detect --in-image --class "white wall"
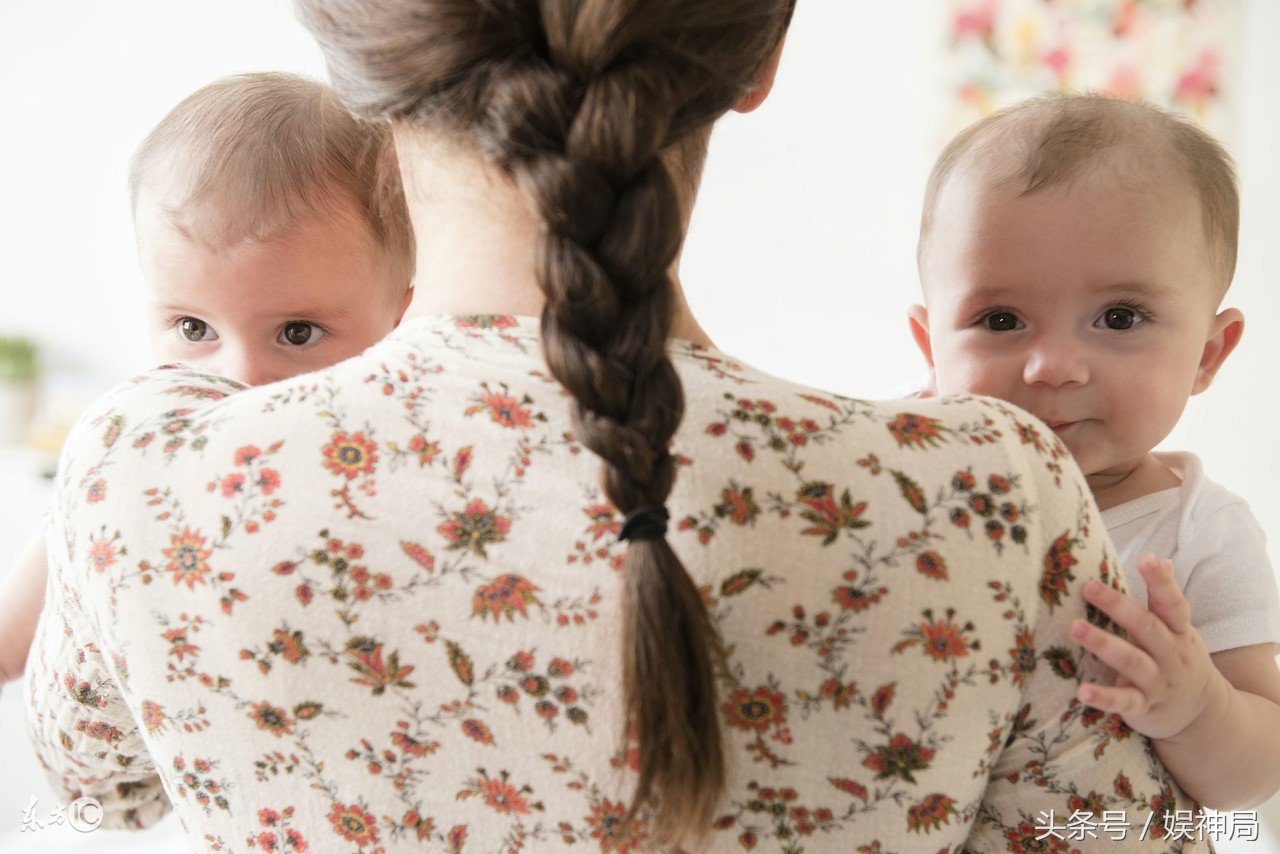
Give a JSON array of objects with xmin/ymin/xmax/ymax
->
[{"xmin": 1, "ymin": 1, "xmax": 1278, "ymax": 848}]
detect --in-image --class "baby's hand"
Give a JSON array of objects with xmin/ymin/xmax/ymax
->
[{"xmin": 1069, "ymin": 554, "xmax": 1220, "ymax": 740}]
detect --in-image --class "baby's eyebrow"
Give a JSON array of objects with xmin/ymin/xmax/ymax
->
[
  {"xmin": 268, "ymin": 304, "xmax": 358, "ymax": 322},
  {"xmin": 1095, "ymin": 280, "xmax": 1173, "ymax": 298}
]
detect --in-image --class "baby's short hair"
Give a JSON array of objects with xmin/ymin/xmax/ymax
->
[
  {"xmin": 130, "ymin": 71, "xmax": 414, "ymax": 287},
  {"xmin": 919, "ymin": 93, "xmax": 1238, "ymax": 295}
]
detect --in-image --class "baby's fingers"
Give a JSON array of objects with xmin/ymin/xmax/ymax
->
[
  {"xmin": 1071, "ymin": 616, "xmax": 1158, "ymax": 687},
  {"xmin": 1081, "ymin": 579, "xmax": 1171, "ymax": 653},
  {"xmin": 1076, "ymin": 681, "xmax": 1147, "ymax": 716},
  {"xmin": 1136, "ymin": 554, "xmax": 1192, "ymax": 634}
]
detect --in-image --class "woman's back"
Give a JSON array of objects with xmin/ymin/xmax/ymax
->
[{"xmin": 30, "ymin": 314, "xmax": 1198, "ymax": 851}]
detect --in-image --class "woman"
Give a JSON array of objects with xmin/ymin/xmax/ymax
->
[{"xmin": 28, "ymin": 1, "xmax": 1199, "ymax": 850}]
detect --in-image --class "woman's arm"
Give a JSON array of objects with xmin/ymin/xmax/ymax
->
[{"xmin": 0, "ymin": 533, "xmax": 48, "ymax": 683}]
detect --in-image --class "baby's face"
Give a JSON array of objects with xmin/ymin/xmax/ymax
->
[
  {"xmin": 913, "ymin": 162, "xmax": 1237, "ymax": 498},
  {"xmin": 136, "ymin": 200, "xmax": 409, "ymax": 386}
]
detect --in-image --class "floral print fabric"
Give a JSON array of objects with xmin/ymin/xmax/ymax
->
[{"xmin": 27, "ymin": 315, "xmax": 1202, "ymax": 852}]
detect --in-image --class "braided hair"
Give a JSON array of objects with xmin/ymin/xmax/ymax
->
[{"xmin": 297, "ymin": 0, "xmax": 792, "ymax": 842}]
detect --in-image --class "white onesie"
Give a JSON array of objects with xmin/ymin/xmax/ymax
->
[{"xmin": 1102, "ymin": 451, "xmax": 1280, "ymax": 654}]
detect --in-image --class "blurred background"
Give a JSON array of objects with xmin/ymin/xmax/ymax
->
[{"xmin": 1, "ymin": 0, "xmax": 1277, "ymax": 849}]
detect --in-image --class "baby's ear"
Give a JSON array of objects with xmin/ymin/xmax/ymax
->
[
  {"xmin": 907, "ymin": 304, "xmax": 935, "ymax": 368},
  {"xmin": 1192, "ymin": 308, "xmax": 1244, "ymax": 394}
]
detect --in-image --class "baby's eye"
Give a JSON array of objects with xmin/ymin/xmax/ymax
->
[
  {"xmin": 1095, "ymin": 306, "xmax": 1146, "ymax": 330},
  {"xmin": 981, "ymin": 311, "xmax": 1022, "ymax": 332},
  {"xmin": 279, "ymin": 322, "xmax": 326, "ymax": 347},
  {"xmin": 177, "ymin": 317, "xmax": 217, "ymax": 342}
]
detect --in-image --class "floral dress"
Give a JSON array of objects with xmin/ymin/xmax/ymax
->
[{"xmin": 26, "ymin": 315, "xmax": 1204, "ymax": 852}]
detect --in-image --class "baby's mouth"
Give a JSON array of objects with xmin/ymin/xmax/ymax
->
[{"xmin": 1041, "ymin": 419, "xmax": 1079, "ymax": 433}]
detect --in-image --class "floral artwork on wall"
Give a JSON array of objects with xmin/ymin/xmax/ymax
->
[{"xmin": 944, "ymin": 0, "xmax": 1235, "ymax": 140}]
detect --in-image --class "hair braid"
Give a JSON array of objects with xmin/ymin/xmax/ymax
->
[
  {"xmin": 483, "ymin": 17, "xmax": 721, "ymax": 842},
  {"xmin": 296, "ymin": 0, "xmax": 793, "ymax": 843}
]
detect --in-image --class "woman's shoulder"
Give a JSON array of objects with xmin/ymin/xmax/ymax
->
[{"xmin": 672, "ymin": 345, "xmax": 1071, "ymax": 478}]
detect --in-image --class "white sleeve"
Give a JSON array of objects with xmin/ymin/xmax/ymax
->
[{"xmin": 1179, "ymin": 499, "xmax": 1280, "ymax": 653}]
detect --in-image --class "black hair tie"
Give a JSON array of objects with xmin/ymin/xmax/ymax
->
[{"xmin": 618, "ymin": 505, "xmax": 670, "ymax": 542}]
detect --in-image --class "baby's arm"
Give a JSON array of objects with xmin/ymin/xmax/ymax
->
[
  {"xmin": 1072, "ymin": 553, "xmax": 1280, "ymax": 810},
  {"xmin": 0, "ymin": 534, "xmax": 48, "ymax": 683}
]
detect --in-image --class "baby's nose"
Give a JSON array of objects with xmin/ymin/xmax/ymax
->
[{"xmin": 1023, "ymin": 338, "xmax": 1089, "ymax": 387}]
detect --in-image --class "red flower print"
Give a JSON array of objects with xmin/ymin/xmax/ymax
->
[
  {"xmin": 162, "ymin": 527, "xmax": 212, "ymax": 590},
  {"xmin": 918, "ymin": 619, "xmax": 971, "ymax": 662},
  {"xmin": 723, "ymin": 685, "xmax": 787, "ymax": 732},
  {"xmin": 585, "ymin": 798, "xmax": 647, "ymax": 852},
  {"xmin": 548, "ymin": 657, "xmax": 574, "ymax": 677},
  {"xmin": 1114, "ymin": 773, "xmax": 1133, "ymax": 799},
  {"xmin": 163, "ymin": 627, "xmax": 200, "ymax": 663},
  {"xmin": 249, "ymin": 701, "xmax": 293, "ymax": 737},
  {"xmin": 1043, "ymin": 646, "xmax": 1077, "ymax": 680},
  {"xmin": 1041, "ymin": 533, "xmax": 1079, "ymax": 610},
  {"xmin": 461, "ymin": 718, "xmax": 494, "ymax": 745},
  {"xmin": 862, "ymin": 733, "xmax": 934, "ymax": 783},
  {"xmin": 871, "ymin": 683, "xmax": 895, "ymax": 715},
  {"xmin": 328, "ymin": 802, "xmax": 378, "ymax": 847},
  {"xmin": 88, "ymin": 538, "xmax": 118, "ymax": 574},
  {"xmin": 74, "ymin": 719, "xmax": 125, "ymax": 745},
  {"xmin": 829, "ymin": 777, "xmax": 869, "ymax": 801},
  {"xmin": 235, "ymin": 445, "xmax": 262, "ymax": 466},
  {"xmin": 409, "ymin": 434, "xmax": 441, "ymax": 467},
  {"xmin": 438, "ymin": 498, "xmax": 511, "ymax": 558},
  {"xmin": 269, "ymin": 629, "xmax": 309, "ymax": 665},
  {"xmin": 1004, "ymin": 820, "xmax": 1070, "ymax": 853},
  {"xmin": 402, "ymin": 809, "xmax": 435, "ymax": 841},
  {"xmin": 475, "ymin": 771, "xmax": 532, "ymax": 815},
  {"xmin": 456, "ymin": 314, "xmax": 517, "ymax": 330},
  {"xmin": 257, "ymin": 468, "xmax": 281, "ymax": 495},
  {"xmin": 797, "ymin": 482, "xmax": 869, "ymax": 545},
  {"xmin": 1009, "ymin": 627, "xmax": 1037, "ymax": 687},
  {"xmin": 220, "ymin": 473, "xmax": 246, "ymax": 497},
  {"xmin": 582, "ymin": 503, "xmax": 619, "ymax": 540},
  {"xmin": 322, "ymin": 431, "xmax": 378, "ymax": 480},
  {"xmin": 906, "ymin": 793, "xmax": 955, "ymax": 834},
  {"xmin": 509, "ymin": 651, "xmax": 535, "ymax": 671},
  {"xmin": 915, "ymin": 551, "xmax": 947, "ymax": 580},
  {"xmin": 86, "ymin": 479, "xmax": 107, "ymax": 503},
  {"xmin": 392, "ymin": 729, "xmax": 437, "ymax": 758},
  {"xmin": 345, "ymin": 637, "xmax": 415, "ymax": 695},
  {"xmin": 400, "ymin": 540, "xmax": 436, "ymax": 573},
  {"xmin": 715, "ymin": 485, "xmax": 761, "ymax": 526},
  {"xmin": 140, "ymin": 700, "xmax": 167, "ymax": 734},
  {"xmin": 453, "ymin": 446, "xmax": 473, "ymax": 479},
  {"xmin": 887, "ymin": 412, "xmax": 946, "ymax": 449},
  {"xmin": 472, "ymin": 573, "xmax": 541, "ymax": 621},
  {"xmin": 819, "ymin": 678, "xmax": 856, "ymax": 710},
  {"xmin": 476, "ymin": 390, "xmax": 534, "ymax": 429}
]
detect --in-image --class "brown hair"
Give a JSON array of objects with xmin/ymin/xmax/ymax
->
[
  {"xmin": 297, "ymin": 0, "xmax": 791, "ymax": 843},
  {"xmin": 918, "ymin": 93, "xmax": 1239, "ymax": 292},
  {"xmin": 129, "ymin": 71, "xmax": 415, "ymax": 288}
]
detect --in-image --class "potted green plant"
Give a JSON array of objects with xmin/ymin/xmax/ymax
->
[{"xmin": 0, "ymin": 335, "xmax": 39, "ymax": 444}]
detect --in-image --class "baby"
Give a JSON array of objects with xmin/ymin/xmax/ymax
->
[
  {"xmin": 0, "ymin": 71, "xmax": 414, "ymax": 686},
  {"xmin": 908, "ymin": 92, "xmax": 1280, "ymax": 811}
]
